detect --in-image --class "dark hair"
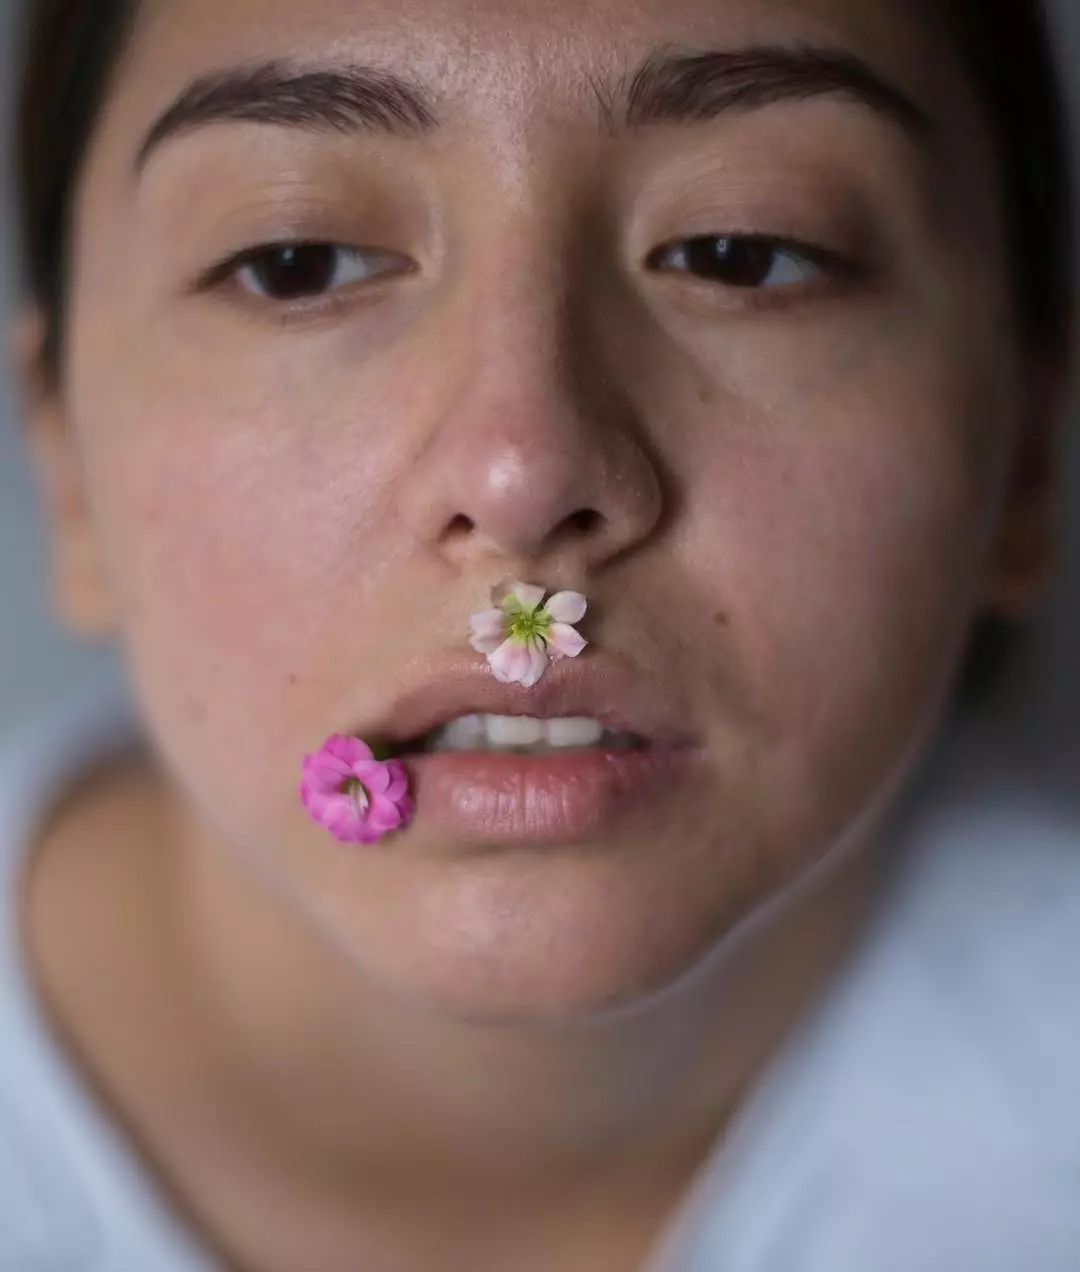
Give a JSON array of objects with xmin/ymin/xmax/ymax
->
[
  {"xmin": 16, "ymin": 0, "xmax": 138, "ymax": 375},
  {"xmin": 10, "ymin": 0, "xmax": 1077, "ymax": 701}
]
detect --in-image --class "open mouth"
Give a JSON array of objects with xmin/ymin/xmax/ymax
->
[
  {"xmin": 354, "ymin": 664, "xmax": 694, "ymax": 843},
  {"xmin": 389, "ymin": 714, "xmax": 648, "ymax": 758}
]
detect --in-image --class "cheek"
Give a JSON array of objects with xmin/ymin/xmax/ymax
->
[
  {"xmin": 73, "ymin": 383, "xmax": 415, "ymax": 814},
  {"xmin": 678, "ymin": 337, "xmax": 1008, "ymax": 793}
]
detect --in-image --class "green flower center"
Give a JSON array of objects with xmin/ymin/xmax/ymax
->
[{"xmin": 506, "ymin": 605, "xmax": 551, "ymax": 644}]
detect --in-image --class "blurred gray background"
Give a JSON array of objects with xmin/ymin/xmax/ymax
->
[{"xmin": 2, "ymin": 0, "xmax": 1080, "ymax": 788}]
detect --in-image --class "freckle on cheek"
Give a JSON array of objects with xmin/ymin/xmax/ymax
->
[
  {"xmin": 288, "ymin": 673, "xmax": 301, "ymax": 688},
  {"xmin": 713, "ymin": 611, "xmax": 730, "ymax": 627}
]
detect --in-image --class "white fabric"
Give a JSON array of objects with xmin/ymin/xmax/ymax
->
[
  {"xmin": 1, "ymin": 682, "xmax": 1079, "ymax": 1271},
  {"xmin": 651, "ymin": 741, "xmax": 1080, "ymax": 1271},
  {"xmin": 0, "ymin": 682, "xmax": 214, "ymax": 1271}
]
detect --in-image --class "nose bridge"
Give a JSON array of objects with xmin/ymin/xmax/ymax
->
[
  {"xmin": 465, "ymin": 193, "xmax": 654, "ymax": 469},
  {"xmin": 396, "ymin": 196, "xmax": 664, "ymax": 575},
  {"xmin": 461, "ymin": 204, "xmax": 592, "ymax": 409}
]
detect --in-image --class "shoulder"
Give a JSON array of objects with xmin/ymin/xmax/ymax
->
[{"xmin": 659, "ymin": 743, "xmax": 1080, "ymax": 1272}]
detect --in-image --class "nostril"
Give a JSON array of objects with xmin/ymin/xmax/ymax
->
[
  {"xmin": 567, "ymin": 509, "xmax": 604, "ymax": 537},
  {"xmin": 444, "ymin": 514, "xmax": 476, "ymax": 541}
]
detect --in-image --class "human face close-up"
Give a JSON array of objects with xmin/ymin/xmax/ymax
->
[{"xmin": 32, "ymin": 0, "xmax": 1051, "ymax": 1024}]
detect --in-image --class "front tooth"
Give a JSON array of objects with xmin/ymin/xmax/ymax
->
[
  {"xmin": 545, "ymin": 717, "xmax": 604, "ymax": 748},
  {"xmin": 485, "ymin": 715, "xmax": 545, "ymax": 747},
  {"xmin": 440, "ymin": 715, "xmax": 486, "ymax": 750}
]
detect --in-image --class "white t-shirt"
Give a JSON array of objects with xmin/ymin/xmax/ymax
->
[{"xmin": 2, "ymin": 681, "xmax": 1079, "ymax": 1271}]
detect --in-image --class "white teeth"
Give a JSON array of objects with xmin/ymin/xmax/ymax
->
[
  {"xmin": 545, "ymin": 717, "xmax": 605, "ymax": 748},
  {"xmin": 440, "ymin": 715, "xmax": 487, "ymax": 750},
  {"xmin": 485, "ymin": 715, "xmax": 545, "ymax": 747},
  {"xmin": 427, "ymin": 715, "xmax": 631, "ymax": 753}
]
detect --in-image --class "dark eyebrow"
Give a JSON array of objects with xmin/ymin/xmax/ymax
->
[
  {"xmin": 135, "ymin": 43, "xmax": 929, "ymax": 176},
  {"xmin": 618, "ymin": 43, "xmax": 931, "ymax": 141},
  {"xmin": 135, "ymin": 59, "xmax": 438, "ymax": 172}
]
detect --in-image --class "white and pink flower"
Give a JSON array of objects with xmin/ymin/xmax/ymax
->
[{"xmin": 469, "ymin": 581, "xmax": 588, "ymax": 688}]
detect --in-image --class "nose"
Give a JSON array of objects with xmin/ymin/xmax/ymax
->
[{"xmin": 397, "ymin": 254, "xmax": 665, "ymax": 579}]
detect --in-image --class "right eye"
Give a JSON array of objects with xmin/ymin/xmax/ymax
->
[{"xmin": 224, "ymin": 242, "xmax": 405, "ymax": 301}]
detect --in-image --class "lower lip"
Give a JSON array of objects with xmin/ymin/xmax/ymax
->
[{"xmin": 404, "ymin": 746, "xmax": 694, "ymax": 845}]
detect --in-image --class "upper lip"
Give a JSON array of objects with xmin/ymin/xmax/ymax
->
[{"xmin": 361, "ymin": 655, "xmax": 697, "ymax": 751}]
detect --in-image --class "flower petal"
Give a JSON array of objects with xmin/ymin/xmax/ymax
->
[
  {"xmin": 489, "ymin": 638, "xmax": 533, "ymax": 684},
  {"xmin": 470, "ymin": 608, "xmax": 507, "ymax": 638},
  {"xmin": 367, "ymin": 794, "xmax": 406, "ymax": 833},
  {"xmin": 302, "ymin": 786, "xmax": 339, "ymax": 824},
  {"xmin": 470, "ymin": 631, "xmax": 506, "ymax": 656},
  {"xmin": 302, "ymin": 749, "xmax": 351, "ymax": 775},
  {"xmin": 544, "ymin": 591, "xmax": 587, "ymax": 625},
  {"xmin": 333, "ymin": 816, "xmax": 371, "ymax": 845},
  {"xmin": 384, "ymin": 765, "xmax": 410, "ymax": 803},
  {"xmin": 325, "ymin": 735, "xmax": 374, "ymax": 765},
  {"xmin": 365, "ymin": 765, "xmax": 394, "ymax": 796},
  {"xmin": 302, "ymin": 761, "xmax": 350, "ymax": 795},
  {"xmin": 546, "ymin": 623, "xmax": 588, "ymax": 660},
  {"xmin": 323, "ymin": 794, "xmax": 360, "ymax": 828},
  {"xmin": 470, "ymin": 610, "xmax": 508, "ymax": 656},
  {"xmin": 302, "ymin": 749, "xmax": 351, "ymax": 781},
  {"xmin": 519, "ymin": 639, "xmax": 550, "ymax": 688},
  {"xmin": 506, "ymin": 582, "xmax": 546, "ymax": 614}
]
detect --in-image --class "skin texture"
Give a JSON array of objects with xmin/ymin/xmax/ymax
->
[{"xmin": 15, "ymin": 0, "xmax": 1066, "ymax": 1266}]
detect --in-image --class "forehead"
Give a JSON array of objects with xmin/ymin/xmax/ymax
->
[{"xmin": 121, "ymin": 0, "xmax": 955, "ymax": 127}]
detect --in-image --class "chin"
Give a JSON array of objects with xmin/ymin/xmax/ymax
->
[{"xmin": 286, "ymin": 824, "xmax": 780, "ymax": 1025}]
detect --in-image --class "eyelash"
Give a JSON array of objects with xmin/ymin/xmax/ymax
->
[
  {"xmin": 646, "ymin": 234, "xmax": 850, "ymax": 300},
  {"xmin": 198, "ymin": 242, "xmax": 409, "ymax": 308},
  {"xmin": 197, "ymin": 233, "xmax": 851, "ymax": 313}
]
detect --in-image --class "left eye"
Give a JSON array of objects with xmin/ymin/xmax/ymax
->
[
  {"xmin": 229, "ymin": 243, "xmax": 402, "ymax": 301},
  {"xmin": 647, "ymin": 236, "xmax": 820, "ymax": 289}
]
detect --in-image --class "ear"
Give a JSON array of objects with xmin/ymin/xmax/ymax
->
[
  {"xmin": 981, "ymin": 359, "xmax": 1072, "ymax": 618},
  {"xmin": 13, "ymin": 308, "xmax": 117, "ymax": 639}
]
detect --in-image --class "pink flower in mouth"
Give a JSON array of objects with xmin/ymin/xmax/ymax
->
[
  {"xmin": 301, "ymin": 736, "xmax": 413, "ymax": 845},
  {"xmin": 469, "ymin": 581, "xmax": 589, "ymax": 688}
]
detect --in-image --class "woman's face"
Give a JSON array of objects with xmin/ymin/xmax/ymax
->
[{"xmin": 30, "ymin": 0, "xmax": 1054, "ymax": 1018}]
